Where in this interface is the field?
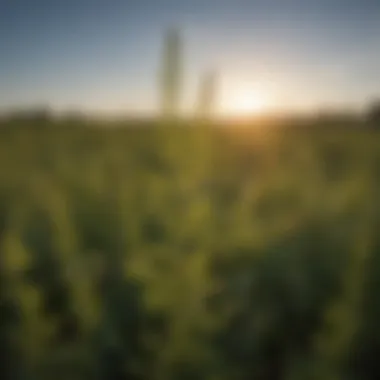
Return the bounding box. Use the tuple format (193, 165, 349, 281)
(1, 120, 380, 380)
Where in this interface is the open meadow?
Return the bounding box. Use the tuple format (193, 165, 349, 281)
(1, 120, 380, 380)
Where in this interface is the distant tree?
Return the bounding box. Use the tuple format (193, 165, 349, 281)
(63, 110, 86, 124)
(6, 106, 53, 125)
(366, 98, 380, 125)
(29, 107, 52, 123)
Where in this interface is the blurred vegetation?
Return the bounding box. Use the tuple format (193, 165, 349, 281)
(0, 120, 379, 380)
(2, 25, 380, 380)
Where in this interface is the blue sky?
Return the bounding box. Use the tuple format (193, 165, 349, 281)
(1, 0, 380, 115)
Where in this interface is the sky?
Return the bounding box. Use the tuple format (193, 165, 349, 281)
(1, 0, 380, 115)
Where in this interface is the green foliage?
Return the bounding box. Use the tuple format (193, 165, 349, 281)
(0, 123, 379, 380)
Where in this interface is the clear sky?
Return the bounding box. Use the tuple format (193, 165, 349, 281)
(1, 0, 380, 115)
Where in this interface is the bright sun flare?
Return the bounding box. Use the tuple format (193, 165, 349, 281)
(224, 88, 271, 116)
(230, 91, 267, 114)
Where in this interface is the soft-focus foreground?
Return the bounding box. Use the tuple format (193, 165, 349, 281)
(1, 120, 380, 380)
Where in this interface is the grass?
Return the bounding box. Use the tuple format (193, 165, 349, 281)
(1, 119, 380, 380)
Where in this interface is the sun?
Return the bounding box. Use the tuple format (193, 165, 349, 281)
(227, 89, 269, 115)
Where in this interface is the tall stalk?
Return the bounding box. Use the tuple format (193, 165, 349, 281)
(160, 27, 182, 122)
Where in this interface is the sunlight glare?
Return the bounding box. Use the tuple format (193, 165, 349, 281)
(223, 88, 271, 116)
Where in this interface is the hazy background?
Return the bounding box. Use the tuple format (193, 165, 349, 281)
(1, 0, 380, 116)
